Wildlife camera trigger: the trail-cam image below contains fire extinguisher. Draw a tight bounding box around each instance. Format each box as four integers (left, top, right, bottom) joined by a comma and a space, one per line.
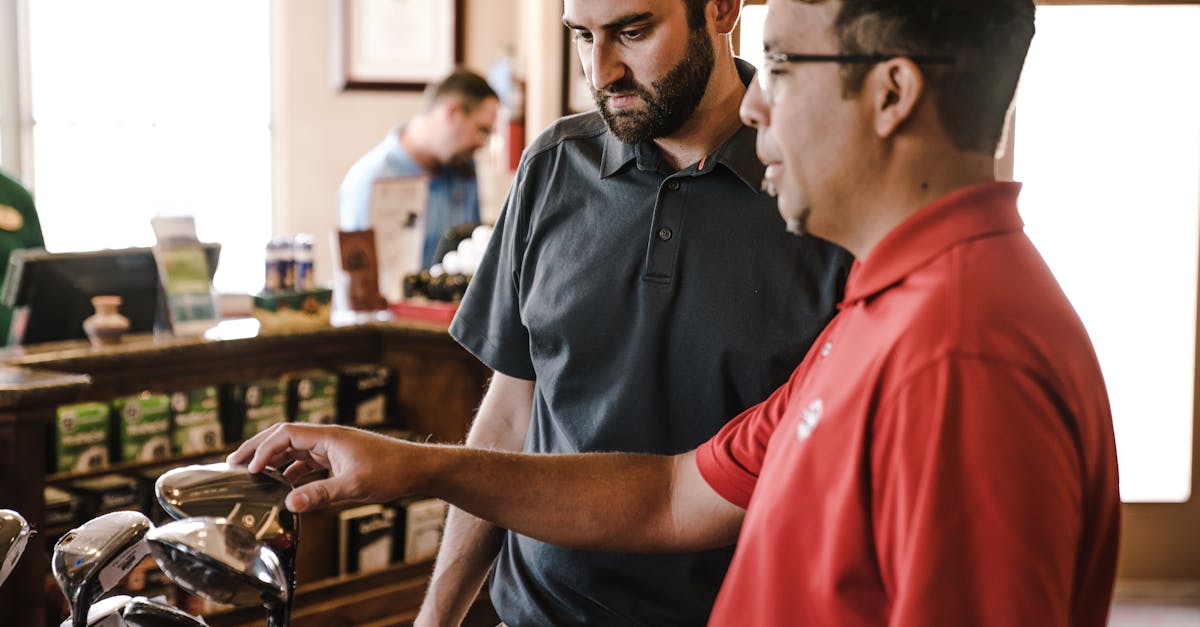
489, 50, 526, 173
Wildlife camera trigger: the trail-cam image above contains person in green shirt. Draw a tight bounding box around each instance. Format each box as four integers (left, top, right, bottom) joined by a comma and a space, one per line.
0, 170, 45, 343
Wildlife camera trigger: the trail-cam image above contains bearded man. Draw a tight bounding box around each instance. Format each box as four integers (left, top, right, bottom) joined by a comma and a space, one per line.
416, 0, 849, 624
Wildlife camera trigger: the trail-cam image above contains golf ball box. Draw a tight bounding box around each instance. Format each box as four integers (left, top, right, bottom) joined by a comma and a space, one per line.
222, 378, 289, 440
43, 486, 81, 528
394, 498, 448, 564
111, 393, 172, 463
287, 370, 339, 425
50, 402, 112, 474
336, 364, 397, 427
68, 474, 140, 521
337, 504, 397, 576
169, 386, 224, 455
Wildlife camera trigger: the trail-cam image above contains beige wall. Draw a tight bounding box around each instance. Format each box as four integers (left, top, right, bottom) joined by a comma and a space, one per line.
271, 0, 526, 286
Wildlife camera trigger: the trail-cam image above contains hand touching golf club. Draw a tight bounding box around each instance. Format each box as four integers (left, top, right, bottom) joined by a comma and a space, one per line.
227, 423, 430, 513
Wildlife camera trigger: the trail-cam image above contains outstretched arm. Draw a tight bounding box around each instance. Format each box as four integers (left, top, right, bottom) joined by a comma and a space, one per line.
228, 423, 744, 554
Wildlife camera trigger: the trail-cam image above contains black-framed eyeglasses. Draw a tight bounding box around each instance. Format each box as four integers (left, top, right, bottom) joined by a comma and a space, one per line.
757, 52, 956, 99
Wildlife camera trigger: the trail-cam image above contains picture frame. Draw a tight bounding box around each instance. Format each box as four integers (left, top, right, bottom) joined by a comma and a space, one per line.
334, 0, 463, 91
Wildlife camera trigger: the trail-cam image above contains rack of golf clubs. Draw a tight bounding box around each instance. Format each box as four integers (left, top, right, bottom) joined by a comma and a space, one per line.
2, 462, 299, 627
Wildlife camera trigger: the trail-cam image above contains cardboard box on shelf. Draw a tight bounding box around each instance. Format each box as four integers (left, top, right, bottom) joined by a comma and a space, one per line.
286, 370, 339, 425
337, 504, 397, 576
253, 287, 333, 333
51, 402, 111, 474
169, 386, 224, 455
394, 498, 448, 564
69, 474, 139, 520
111, 393, 172, 463
336, 364, 396, 427
222, 378, 289, 441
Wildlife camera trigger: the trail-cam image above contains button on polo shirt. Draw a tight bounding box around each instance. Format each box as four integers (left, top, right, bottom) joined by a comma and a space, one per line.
450, 59, 852, 627
698, 182, 1120, 627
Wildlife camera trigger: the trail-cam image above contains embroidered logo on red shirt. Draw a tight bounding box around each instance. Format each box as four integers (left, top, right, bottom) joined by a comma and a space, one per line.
797, 398, 824, 440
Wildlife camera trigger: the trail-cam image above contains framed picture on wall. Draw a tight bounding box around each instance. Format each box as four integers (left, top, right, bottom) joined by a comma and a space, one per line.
334, 0, 463, 90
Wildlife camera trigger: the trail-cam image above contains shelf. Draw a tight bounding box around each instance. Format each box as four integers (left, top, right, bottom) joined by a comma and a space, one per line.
45, 447, 235, 486
0, 320, 491, 627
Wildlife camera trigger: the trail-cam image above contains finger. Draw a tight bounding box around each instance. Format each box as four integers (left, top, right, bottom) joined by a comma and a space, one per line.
245, 423, 328, 474
282, 459, 324, 484
227, 422, 287, 466
284, 476, 351, 513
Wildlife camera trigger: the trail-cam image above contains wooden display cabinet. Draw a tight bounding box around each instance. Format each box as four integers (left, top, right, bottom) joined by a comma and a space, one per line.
0, 320, 498, 626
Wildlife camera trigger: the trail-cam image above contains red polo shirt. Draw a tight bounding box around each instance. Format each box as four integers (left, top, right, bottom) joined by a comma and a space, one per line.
698, 182, 1120, 626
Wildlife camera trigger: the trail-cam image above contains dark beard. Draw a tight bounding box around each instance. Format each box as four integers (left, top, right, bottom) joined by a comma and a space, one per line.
594, 27, 715, 144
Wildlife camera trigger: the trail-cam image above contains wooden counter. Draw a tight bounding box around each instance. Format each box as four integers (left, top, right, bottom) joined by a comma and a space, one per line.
0, 319, 494, 627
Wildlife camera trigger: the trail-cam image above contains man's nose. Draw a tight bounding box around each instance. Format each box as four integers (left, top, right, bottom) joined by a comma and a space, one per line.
589, 40, 627, 91
740, 79, 770, 129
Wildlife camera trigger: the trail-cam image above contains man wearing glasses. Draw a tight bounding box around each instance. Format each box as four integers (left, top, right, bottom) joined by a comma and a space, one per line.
232, 0, 1121, 624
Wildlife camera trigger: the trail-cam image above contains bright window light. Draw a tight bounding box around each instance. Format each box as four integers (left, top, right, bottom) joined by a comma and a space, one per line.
737, 5, 767, 70
27, 0, 270, 294
1013, 5, 1200, 502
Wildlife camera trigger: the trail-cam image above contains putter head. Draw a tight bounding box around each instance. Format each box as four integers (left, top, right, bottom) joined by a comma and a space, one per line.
59, 594, 132, 627
53, 511, 152, 627
146, 517, 288, 610
0, 509, 31, 588
155, 463, 297, 555
123, 596, 209, 626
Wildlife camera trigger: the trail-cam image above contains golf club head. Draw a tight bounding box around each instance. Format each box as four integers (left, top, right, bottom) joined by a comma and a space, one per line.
146, 517, 287, 610
155, 463, 297, 556
123, 596, 209, 626
59, 594, 132, 627
0, 508, 31, 588
53, 511, 152, 627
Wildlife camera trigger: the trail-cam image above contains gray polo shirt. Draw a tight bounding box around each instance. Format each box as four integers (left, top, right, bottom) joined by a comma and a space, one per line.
451, 63, 851, 627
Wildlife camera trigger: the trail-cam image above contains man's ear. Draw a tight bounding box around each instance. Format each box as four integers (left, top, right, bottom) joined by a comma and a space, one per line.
871, 58, 925, 139
711, 0, 741, 34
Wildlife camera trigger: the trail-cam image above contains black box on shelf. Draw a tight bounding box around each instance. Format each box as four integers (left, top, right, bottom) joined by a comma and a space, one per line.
111, 392, 173, 463
49, 401, 111, 474
222, 378, 289, 442
337, 503, 397, 575
43, 486, 81, 528
392, 497, 448, 564
169, 386, 224, 455
69, 474, 139, 520
286, 370, 339, 425
135, 465, 174, 525
336, 364, 397, 427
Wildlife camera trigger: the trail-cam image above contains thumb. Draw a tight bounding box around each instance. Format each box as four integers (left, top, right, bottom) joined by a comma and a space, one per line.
285, 477, 344, 512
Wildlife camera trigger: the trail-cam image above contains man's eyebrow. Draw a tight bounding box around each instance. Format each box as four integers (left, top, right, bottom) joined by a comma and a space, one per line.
563, 12, 654, 31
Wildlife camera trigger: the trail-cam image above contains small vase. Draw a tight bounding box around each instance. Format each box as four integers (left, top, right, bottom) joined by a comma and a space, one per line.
83, 295, 130, 347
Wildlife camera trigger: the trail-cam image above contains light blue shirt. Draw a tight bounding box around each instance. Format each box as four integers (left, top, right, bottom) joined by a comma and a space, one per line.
337, 129, 481, 268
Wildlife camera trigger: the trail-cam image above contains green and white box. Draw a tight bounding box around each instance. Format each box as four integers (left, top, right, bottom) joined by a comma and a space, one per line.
243, 378, 289, 438
288, 370, 338, 425
54, 402, 111, 474
112, 393, 172, 463
170, 386, 224, 454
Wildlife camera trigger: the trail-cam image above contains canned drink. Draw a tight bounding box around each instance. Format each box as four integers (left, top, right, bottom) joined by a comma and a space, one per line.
264, 240, 282, 291
294, 234, 315, 291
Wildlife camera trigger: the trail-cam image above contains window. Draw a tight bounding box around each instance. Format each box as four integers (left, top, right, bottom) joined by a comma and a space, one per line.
1013, 4, 1200, 503
23, 0, 271, 294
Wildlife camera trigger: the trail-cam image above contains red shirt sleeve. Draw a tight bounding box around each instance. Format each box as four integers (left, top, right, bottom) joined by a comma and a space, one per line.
697, 363, 805, 509
871, 356, 1085, 626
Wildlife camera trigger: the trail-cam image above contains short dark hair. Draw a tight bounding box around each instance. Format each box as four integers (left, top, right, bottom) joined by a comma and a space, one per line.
803, 0, 1035, 152
422, 69, 498, 114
